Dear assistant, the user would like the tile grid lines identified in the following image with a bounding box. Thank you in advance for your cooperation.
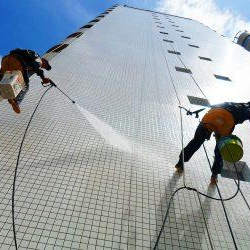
[163,15,249,220]
[25,145,79,248]
[1,6,250,249]
[153,16,184,250]
[159,16,219,245]
[154,15,215,250]
[168,36,208,99]
[148,34,170,249]
[7,104,97,248]
[156,14,250,249]
[3,103,55,248]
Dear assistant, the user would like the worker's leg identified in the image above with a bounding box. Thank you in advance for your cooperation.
[176,123,211,168]
[14,82,29,105]
[8,83,28,114]
[211,144,223,177]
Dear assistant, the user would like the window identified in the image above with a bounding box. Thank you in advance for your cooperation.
[199,56,212,61]
[160,31,168,35]
[188,44,199,48]
[175,66,192,74]
[176,30,184,32]
[46,44,69,53]
[168,50,181,55]
[214,74,231,81]
[67,32,82,38]
[181,36,191,39]
[187,96,210,107]
[81,24,93,29]
[90,19,100,23]
[53,44,69,52]
[163,39,174,43]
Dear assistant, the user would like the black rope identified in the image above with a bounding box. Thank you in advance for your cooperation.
[202,143,239,249]
[12,85,53,249]
[196,192,214,250]
[170,39,249,205]
[153,22,244,249]
[167,35,247,249]
[12,82,76,249]
[153,187,186,250]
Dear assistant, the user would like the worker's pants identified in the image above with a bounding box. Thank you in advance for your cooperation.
[15,82,29,105]
[177,123,223,177]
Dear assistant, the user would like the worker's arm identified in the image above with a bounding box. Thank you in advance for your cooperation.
[36,69,50,83]
[30,61,50,83]
[35,68,45,80]
[25,50,49,82]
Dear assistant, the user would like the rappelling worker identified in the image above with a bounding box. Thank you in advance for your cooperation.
[175,102,250,185]
[0,48,52,113]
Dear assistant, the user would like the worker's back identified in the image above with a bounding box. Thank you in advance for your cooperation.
[9,49,41,69]
[212,102,250,124]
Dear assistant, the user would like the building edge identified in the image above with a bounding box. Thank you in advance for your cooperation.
[43,4,119,61]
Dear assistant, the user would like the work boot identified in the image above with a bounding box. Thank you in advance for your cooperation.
[210,175,218,185]
[8,99,20,114]
[175,162,184,174]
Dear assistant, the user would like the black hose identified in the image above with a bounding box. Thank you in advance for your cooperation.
[153,23,244,249]
[153,187,186,250]
[12,85,53,249]
[12,82,76,249]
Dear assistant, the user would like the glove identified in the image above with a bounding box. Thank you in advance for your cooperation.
[42,78,51,84]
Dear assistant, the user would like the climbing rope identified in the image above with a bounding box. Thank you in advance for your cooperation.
[169,40,250,207]
[153,106,241,249]
[153,22,246,249]
[12,81,76,249]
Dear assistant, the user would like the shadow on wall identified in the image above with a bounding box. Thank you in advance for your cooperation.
[152,173,216,249]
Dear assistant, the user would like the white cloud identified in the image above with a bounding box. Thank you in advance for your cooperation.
[61,0,91,23]
[156,0,250,37]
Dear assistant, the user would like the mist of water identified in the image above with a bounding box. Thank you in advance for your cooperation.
[76,104,132,153]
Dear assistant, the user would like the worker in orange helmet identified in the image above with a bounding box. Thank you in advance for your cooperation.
[175,102,250,185]
[0,48,51,113]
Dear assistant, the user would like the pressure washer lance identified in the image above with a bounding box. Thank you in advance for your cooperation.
[179,106,206,118]
[42,79,76,104]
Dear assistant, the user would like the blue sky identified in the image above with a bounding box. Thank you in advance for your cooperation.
[217,0,250,20]
[0,0,249,57]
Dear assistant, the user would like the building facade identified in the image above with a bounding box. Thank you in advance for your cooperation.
[237,31,250,51]
[1,5,250,249]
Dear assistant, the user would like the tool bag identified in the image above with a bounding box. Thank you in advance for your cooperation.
[0,71,25,99]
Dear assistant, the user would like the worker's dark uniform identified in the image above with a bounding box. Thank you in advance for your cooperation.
[0,49,46,105]
[177,102,250,177]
